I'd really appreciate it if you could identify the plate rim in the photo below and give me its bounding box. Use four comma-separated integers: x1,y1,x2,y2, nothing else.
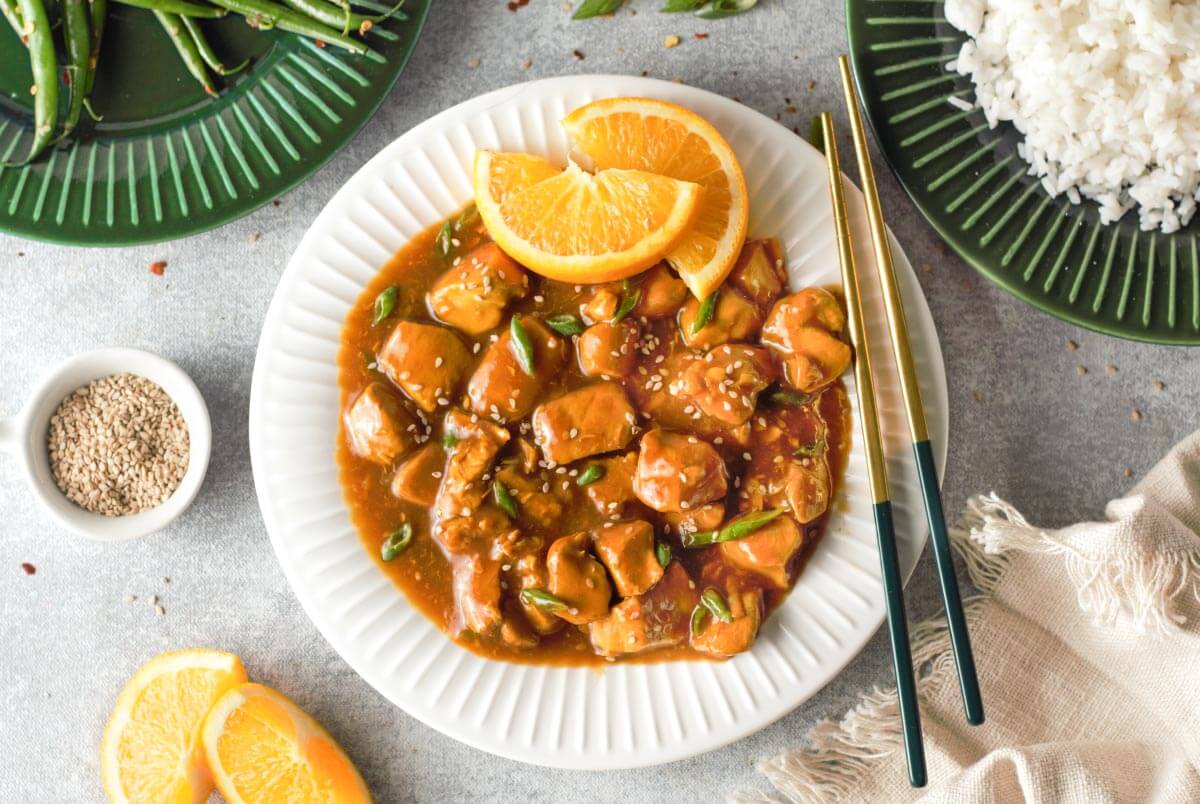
844,0,1200,347
0,1,431,248
249,74,948,769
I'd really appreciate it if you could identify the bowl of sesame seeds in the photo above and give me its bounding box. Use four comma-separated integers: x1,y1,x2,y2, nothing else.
0,348,212,542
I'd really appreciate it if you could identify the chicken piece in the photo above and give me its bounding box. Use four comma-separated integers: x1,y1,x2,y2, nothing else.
467,317,568,421
690,586,762,658
451,551,502,637
546,532,612,625
495,466,568,530
378,321,473,413
784,455,832,524
428,242,529,336
630,351,754,447
498,599,540,649
727,239,787,310
737,405,833,525
434,409,512,551
577,320,639,378
761,288,851,393
588,561,698,657
531,382,637,465
343,383,421,466
509,549,563,635
663,501,725,539
593,520,663,597
678,288,762,350
510,437,540,474
582,286,621,323
719,515,804,588
390,443,445,506
633,429,728,513
679,344,776,426
583,451,639,517
635,264,689,318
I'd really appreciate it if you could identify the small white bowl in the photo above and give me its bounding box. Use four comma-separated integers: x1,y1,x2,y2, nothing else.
0,347,212,542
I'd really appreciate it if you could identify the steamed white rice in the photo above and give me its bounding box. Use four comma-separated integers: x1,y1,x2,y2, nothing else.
944,0,1200,233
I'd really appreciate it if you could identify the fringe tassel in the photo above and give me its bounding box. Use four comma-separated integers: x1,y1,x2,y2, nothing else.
957,493,1200,634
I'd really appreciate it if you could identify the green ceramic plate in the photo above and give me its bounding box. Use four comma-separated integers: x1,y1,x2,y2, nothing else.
0,0,429,246
846,0,1200,345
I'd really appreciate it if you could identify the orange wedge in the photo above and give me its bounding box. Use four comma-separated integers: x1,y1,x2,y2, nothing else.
562,97,749,299
201,682,372,804
474,148,702,284
101,648,248,804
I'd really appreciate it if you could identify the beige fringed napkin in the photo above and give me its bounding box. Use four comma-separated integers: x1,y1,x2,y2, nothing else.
739,430,1200,803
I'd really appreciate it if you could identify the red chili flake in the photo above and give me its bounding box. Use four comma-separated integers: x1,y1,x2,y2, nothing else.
573,49,585,61
149,260,167,276
315,40,326,48
506,0,528,9
20,562,36,575
272,199,282,207
62,69,72,85
694,32,709,40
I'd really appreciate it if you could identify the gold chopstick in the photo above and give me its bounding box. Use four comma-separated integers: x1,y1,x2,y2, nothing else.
820,112,927,788
837,54,984,727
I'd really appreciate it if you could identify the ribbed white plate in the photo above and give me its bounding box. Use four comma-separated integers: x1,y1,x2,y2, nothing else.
248,76,948,770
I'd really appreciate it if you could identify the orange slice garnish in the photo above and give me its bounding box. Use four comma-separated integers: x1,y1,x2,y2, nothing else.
562,97,749,299
100,648,248,804
473,148,702,284
201,682,372,804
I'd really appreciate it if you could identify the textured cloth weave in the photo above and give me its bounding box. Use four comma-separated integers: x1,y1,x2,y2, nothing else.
742,431,1200,803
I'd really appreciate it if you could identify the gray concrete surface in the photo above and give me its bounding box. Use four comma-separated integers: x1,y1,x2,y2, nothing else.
1,2,1197,802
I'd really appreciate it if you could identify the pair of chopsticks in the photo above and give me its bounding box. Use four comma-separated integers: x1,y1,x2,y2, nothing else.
820,55,985,788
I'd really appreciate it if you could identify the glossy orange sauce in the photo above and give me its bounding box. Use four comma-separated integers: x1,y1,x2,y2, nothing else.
336,211,852,666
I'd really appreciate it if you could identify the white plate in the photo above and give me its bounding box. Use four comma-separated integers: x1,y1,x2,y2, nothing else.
249,75,947,770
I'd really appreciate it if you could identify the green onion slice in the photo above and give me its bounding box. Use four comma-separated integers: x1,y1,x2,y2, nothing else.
509,315,536,376
700,588,733,622
493,480,519,518
435,219,454,257
372,285,398,326
794,437,827,459
545,313,585,337
442,432,459,450
690,604,707,637
765,387,814,407
380,523,413,561
576,464,605,486
612,286,641,324
655,540,672,567
521,588,568,612
692,291,717,334
681,507,788,548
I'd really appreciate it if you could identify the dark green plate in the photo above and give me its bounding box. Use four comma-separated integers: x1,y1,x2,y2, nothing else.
0,0,429,246
846,0,1200,344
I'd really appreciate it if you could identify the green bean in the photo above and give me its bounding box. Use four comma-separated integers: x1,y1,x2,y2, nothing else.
520,588,567,613
681,507,787,548
208,0,368,53
372,284,398,325
380,523,412,561
492,480,519,518
114,0,227,17
575,464,604,486
545,314,584,337
7,0,57,165
59,0,91,138
691,291,717,334
279,0,384,37
181,15,249,75
1,0,22,38
154,10,215,95
82,0,106,118
509,315,535,376
655,541,671,567
700,588,733,622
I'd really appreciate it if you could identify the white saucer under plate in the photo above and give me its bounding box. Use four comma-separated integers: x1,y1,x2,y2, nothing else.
248,75,947,770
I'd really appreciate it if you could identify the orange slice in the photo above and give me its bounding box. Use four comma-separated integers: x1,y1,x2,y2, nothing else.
474,148,702,284
562,97,749,299
101,648,248,804
201,682,372,804
476,150,561,204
